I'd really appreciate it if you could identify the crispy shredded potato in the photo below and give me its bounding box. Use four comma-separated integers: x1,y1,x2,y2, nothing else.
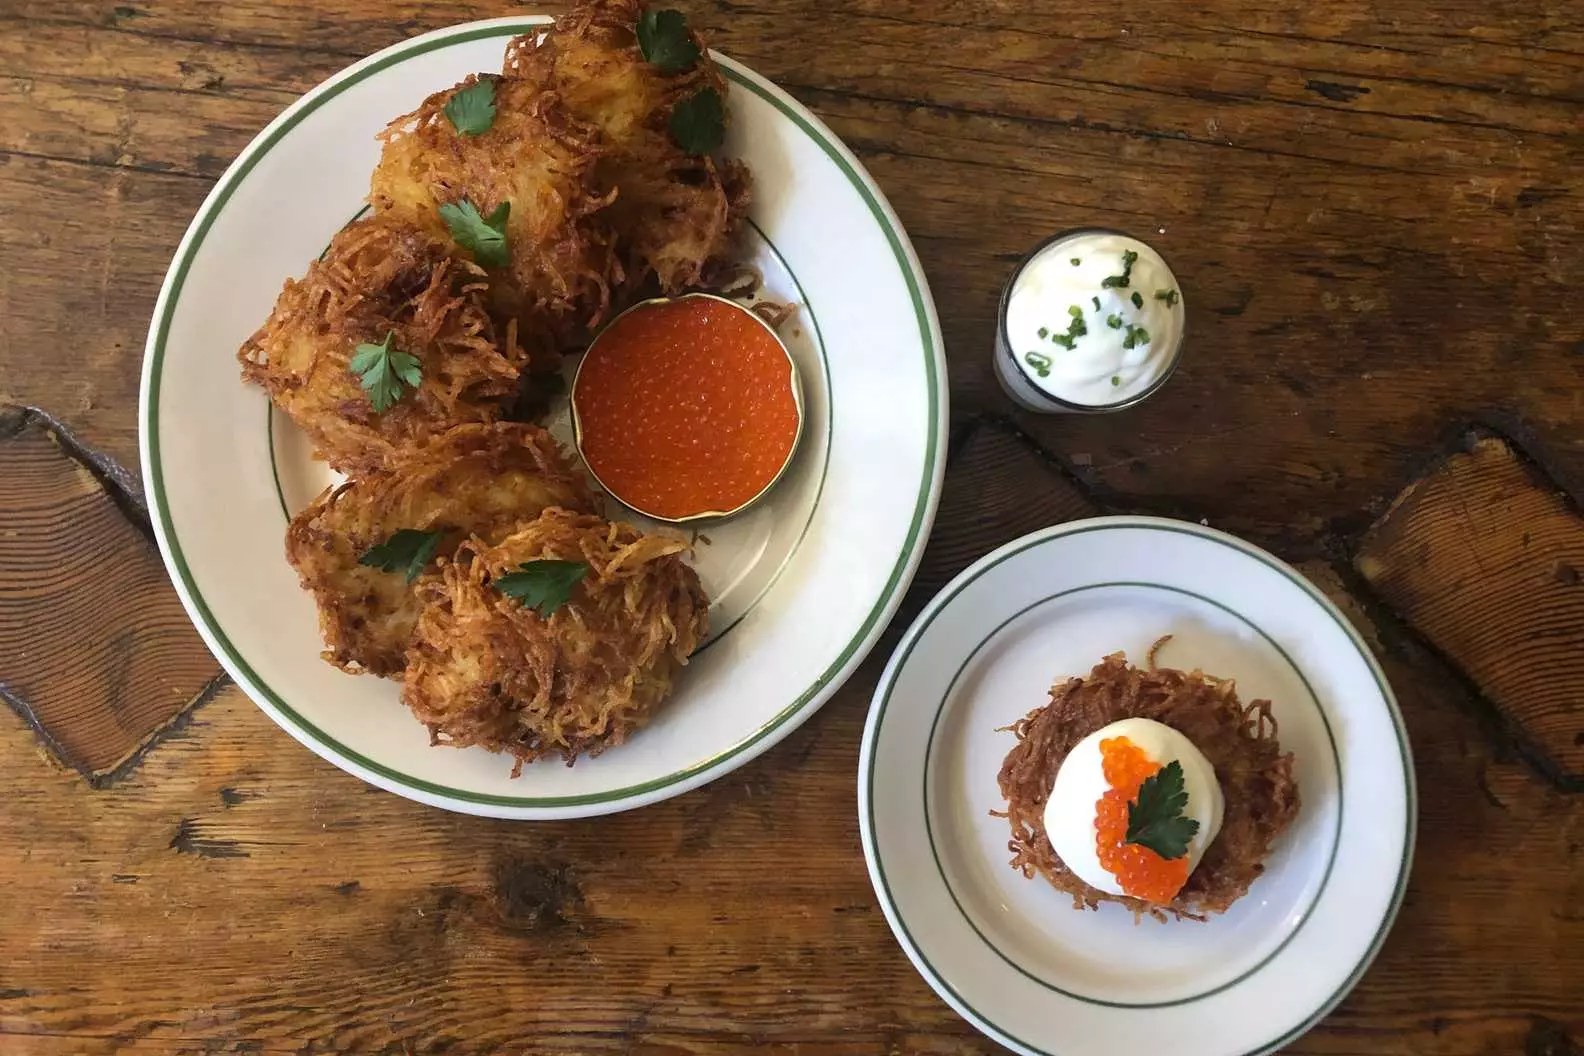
369,73,618,358
995,651,1301,921
284,424,595,677
504,0,752,300
403,508,709,772
239,215,527,476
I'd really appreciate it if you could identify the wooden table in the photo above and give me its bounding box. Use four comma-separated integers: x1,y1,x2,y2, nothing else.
2,1,1580,1052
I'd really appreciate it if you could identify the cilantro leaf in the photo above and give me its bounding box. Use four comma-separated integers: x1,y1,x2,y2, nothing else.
670,87,724,156
358,528,444,583
637,8,701,72
443,77,497,136
495,559,589,617
1125,760,1201,860
349,332,422,413
438,198,510,268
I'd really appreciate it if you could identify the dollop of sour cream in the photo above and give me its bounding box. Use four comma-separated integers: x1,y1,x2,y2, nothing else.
1005,232,1184,407
1043,717,1224,899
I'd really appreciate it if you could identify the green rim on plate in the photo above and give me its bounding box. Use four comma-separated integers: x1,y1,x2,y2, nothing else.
862,520,1416,1056
143,21,944,809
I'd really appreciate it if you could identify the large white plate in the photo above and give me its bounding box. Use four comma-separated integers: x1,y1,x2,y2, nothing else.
139,18,946,819
859,517,1415,1056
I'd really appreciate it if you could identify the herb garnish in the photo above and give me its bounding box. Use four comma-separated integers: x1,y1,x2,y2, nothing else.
349,332,422,413
1024,350,1053,378
670,87,725,155
1154,288,1180,307
1106,314,1123,329
495,559,589,617
1131,291,1145,309
1070,257,1082,266
1111,375,1122,386
1049,304,1089,350
1092,295,1101,311
1125,760,1200,860
637,8,702,72
443,78,497,136
1123,324,1151,350
439,198,510,268
1100,249,1139,289
1038,327,1049,339
358,528,443,583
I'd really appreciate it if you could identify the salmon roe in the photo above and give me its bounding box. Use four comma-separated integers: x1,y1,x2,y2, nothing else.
1095,736,1191,904
573,297,800,521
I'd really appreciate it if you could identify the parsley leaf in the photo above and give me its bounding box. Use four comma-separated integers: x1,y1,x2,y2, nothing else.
1125,760,1201,860
1100,249,1139,289
358,528,443,583
670,87,725,155
443,77,497,136
438,198,510,268
637,8,701,72
495,559,589,616
349,332,422,413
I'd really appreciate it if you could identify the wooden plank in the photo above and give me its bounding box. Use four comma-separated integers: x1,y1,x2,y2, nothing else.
0,0,1579,1051
907,417,1098,607
0,572,1575,1054
1356,430,1584,784
0,407,219,779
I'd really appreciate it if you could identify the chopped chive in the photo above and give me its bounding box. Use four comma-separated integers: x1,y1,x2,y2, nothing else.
1122,324,1151,350
1068,305,1083,318
1131,291,1144,309
1106,314,1123,329
1038,327,1049,338
1070,257,1082,266
1100,249,1139,289
1111,375,1122,386
1092,296,1101,311
1052,334,1077,350
1154,288,1180,307
1024,350,1053,377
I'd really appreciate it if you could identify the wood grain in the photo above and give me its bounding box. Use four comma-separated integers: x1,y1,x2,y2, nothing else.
906,417,1097,607
0,0,1580,1052
0,406,219,779
1357,430,1584,785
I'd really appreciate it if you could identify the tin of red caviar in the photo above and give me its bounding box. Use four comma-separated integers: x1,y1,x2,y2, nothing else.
570,292,805,524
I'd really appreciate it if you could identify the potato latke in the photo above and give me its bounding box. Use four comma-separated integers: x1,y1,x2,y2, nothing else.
370,73,617,358
403,508,709,773
504,0,751,300
285,423,594,677
239,215,527,475
996,652,1300,921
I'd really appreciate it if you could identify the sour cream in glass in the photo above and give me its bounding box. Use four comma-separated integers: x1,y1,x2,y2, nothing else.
998,231,1185,409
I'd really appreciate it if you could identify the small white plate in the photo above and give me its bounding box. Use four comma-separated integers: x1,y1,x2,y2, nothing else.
139,18,947,818
859,517,1414,1056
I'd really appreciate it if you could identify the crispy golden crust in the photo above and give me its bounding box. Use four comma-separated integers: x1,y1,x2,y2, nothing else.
503,0,752,301
403,507,709,773
995,652,1301,921
370,73,617,357
284,423,595,677
238,215,527,476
